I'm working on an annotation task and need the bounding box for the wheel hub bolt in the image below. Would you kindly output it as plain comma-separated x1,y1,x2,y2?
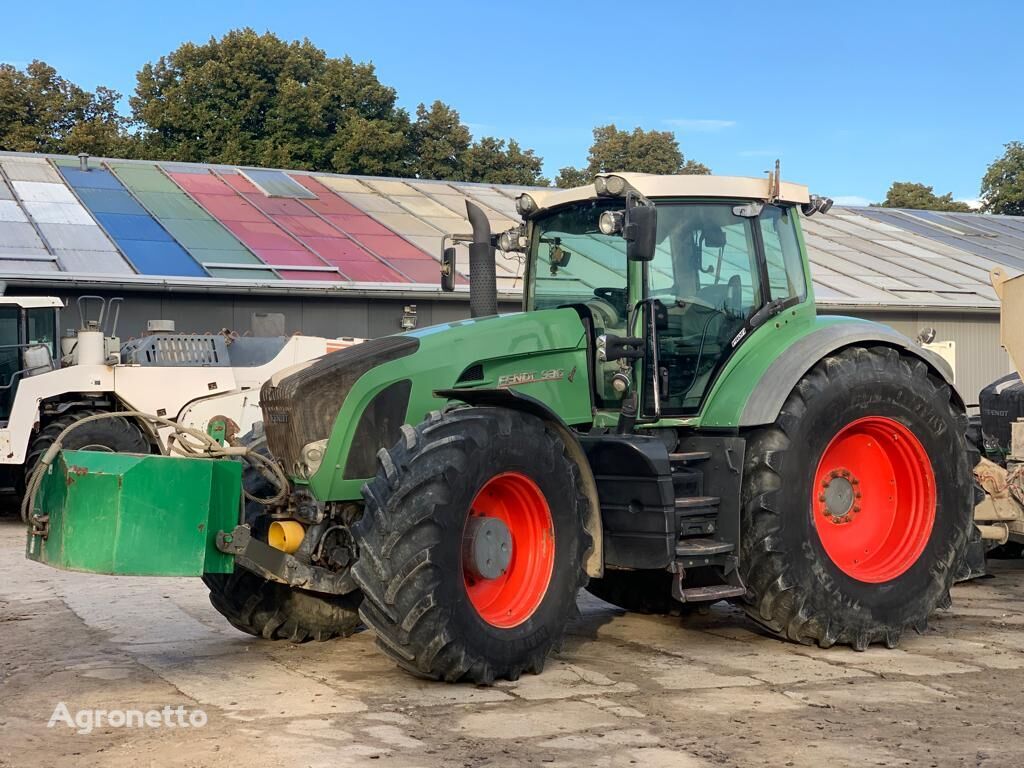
821,468,861,524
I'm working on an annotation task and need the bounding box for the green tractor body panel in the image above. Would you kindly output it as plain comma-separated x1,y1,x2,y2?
26,450,240,576
696,304,834,428
310,308,593,501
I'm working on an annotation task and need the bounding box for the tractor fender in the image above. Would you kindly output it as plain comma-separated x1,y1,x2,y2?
739,320,962,427
434,387,604,578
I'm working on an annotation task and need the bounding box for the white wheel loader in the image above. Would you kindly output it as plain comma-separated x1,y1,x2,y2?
0,294,360,515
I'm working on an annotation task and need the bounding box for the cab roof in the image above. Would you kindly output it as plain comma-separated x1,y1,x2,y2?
522,172,811,217
0,297,63,309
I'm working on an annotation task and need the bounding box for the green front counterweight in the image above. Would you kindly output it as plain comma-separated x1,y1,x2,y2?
26,450,241,576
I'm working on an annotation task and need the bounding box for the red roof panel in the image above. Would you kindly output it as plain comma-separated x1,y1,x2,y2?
357,233,435,261
335,260,408,283
274,215,340,239
245,196,315,217
222,220,304,251
192,193,265,222
301,237,379,263
277,270,344,282
388,258,445,283
292,177,364,215
323,214,393,237
248,247,325,267
170,172,235,196
220,174,261,195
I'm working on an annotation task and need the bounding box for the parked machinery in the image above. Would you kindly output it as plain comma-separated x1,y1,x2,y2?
0,293,358,518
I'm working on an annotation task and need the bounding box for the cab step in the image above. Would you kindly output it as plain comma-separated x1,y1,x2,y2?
669,450,712,465
674,495,720,510
675,538,734,557
676,584,746,603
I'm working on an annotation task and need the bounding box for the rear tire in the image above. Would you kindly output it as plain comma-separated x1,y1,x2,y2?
352,407,591,683
741,346,972,649
202,429,361,642
22,409,150,521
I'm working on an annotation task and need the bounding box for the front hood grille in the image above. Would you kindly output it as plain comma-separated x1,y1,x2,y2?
261,335,419,477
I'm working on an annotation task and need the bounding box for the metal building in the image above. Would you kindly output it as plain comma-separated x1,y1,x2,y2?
0,151,1017,404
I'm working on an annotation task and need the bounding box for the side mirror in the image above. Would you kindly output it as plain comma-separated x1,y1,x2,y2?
440,247,456,292
625,204,657,262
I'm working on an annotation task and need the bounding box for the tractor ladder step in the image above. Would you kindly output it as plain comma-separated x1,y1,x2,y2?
676,584,746,603
674,496,720,513
674,538,734,557
669,451,711,465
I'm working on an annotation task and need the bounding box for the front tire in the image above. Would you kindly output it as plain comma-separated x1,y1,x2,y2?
352,407,591,684
741,346,972,649
203,429,361,642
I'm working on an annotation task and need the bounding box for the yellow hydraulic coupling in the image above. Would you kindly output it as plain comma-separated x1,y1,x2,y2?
268,520,306,554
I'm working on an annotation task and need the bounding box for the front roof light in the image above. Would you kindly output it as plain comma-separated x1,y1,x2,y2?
515,194,536,216
594,176,608,196
605,175,627,196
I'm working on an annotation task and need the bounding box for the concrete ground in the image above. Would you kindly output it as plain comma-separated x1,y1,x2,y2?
3,515,1024,768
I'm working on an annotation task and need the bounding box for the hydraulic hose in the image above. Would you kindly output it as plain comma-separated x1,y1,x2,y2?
21,410,290,525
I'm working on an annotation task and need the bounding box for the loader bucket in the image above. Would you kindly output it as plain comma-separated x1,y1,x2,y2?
993,267,1024,378
26,450,241,576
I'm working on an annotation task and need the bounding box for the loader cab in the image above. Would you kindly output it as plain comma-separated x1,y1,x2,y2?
522,177,813,418
0,298,60,422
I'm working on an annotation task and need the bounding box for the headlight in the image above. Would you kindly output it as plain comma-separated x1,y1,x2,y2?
599,210,625,236
594,176,608,196
516,194,536,216
300,438,328,477
497,227,524,253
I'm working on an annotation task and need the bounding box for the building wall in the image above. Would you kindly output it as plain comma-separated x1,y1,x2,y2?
821,308,1010,407
9,287,520,342
10,286,1008,408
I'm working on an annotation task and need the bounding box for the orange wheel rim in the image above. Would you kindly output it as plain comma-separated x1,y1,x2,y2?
812,416,936,583
463,472,555,628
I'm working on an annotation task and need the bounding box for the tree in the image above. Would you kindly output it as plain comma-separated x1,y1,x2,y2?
874,181,971,212
411,101,471,180
130,28,413,174
981,142,1024,216
555,124,709,188
462,137,548,186
0,61,133,156
554,166,590,188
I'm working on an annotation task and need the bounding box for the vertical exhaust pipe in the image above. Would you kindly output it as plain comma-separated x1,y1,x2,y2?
466,201,497,318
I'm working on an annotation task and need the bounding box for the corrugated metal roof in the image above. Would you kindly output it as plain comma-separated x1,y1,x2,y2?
0,150,1019,305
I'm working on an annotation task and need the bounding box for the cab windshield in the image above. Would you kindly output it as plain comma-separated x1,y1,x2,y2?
527,200,805,412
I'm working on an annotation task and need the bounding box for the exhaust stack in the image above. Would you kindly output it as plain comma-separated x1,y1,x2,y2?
466,201,497,318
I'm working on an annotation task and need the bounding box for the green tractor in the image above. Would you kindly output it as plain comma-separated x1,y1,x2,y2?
27,171,974,684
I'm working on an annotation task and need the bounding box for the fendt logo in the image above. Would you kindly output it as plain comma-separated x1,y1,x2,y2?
497,369,565,388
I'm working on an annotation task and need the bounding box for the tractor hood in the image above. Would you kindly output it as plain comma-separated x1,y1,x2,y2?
261,308,593,502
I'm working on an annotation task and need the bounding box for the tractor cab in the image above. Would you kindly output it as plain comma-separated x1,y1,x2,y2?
0,297,60,422
505,172,830,421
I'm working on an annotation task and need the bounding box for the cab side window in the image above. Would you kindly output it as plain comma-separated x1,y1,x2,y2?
759,206,807,301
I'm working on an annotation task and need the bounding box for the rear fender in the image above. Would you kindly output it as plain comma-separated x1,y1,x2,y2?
739,320,963,427
435,387,603,577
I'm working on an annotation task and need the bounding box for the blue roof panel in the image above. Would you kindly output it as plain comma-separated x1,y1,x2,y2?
59,167,125,191
95,212,173,242
118,240,206,276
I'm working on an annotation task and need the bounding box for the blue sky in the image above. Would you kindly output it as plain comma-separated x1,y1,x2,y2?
4,1,1021,204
